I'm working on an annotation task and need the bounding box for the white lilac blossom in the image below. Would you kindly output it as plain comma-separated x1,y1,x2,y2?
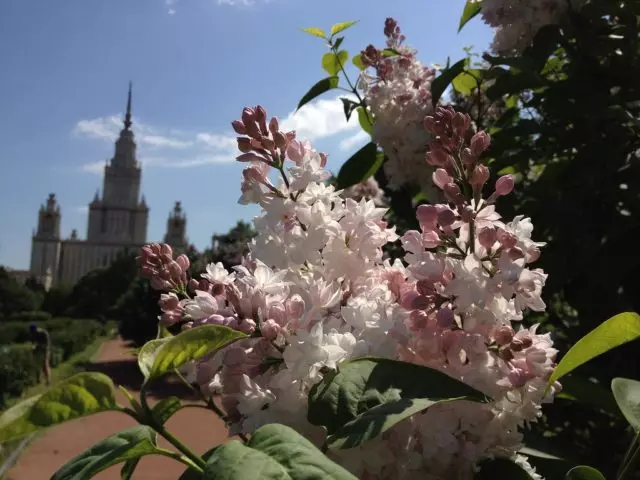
138,101,559,480
480,0,588,54
357,18,437,191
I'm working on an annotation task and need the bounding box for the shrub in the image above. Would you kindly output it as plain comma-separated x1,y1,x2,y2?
0,311,52,323
0,344,39,407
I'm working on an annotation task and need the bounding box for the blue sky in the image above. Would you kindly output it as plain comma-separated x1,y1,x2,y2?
0,0,492,269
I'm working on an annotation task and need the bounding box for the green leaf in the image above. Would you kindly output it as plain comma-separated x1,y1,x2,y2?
356,106,373,135
335,142,382,190
431,58,466,105
138,338,168,378
381,48,400,57
301,27,326,39
52,426,158,480
452,70,480,95
118,385,142,414
147,325,247,381
0,372,118,443
352,54,366,71
151,396,182,425
203,423,357,480
475,457,535,479
333,36,344,51
308,358,486,449
340,98,359,122
459,0,482,32
547,312,640,387
179,448,217,480
565,466,607,480
120,459,139,480
330,21,357,37
297,76,340,110
322,51,349,76
612,377,640,431
556,374,620,416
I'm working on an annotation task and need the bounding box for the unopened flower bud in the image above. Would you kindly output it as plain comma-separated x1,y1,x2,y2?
231,120,246,135
411,294,431,310
470,165,490,187
286,294,305,320
261,137,275,152
452,112,469,137
241,107,255,125
520,334,533,349
274,132,287,150
426,148,449,167
151,276,171,291
188,278,199,293
499,347,514,362
268,302,287,326
176,254,190,271
261,319,281,340
168,261,183,279
460,206,474,223
495,175,515,196
471,131,491,156
494,325,515,345
269,117,279,135
436,307,454,328
160,244,173,257
236,153,265,163
437,208,456,227
478,227,497,250
416,279,435,296
400,290,421,310
496,229,517,249
416,204,439,228
286,140,305,163
443,183,462,203
461,148,476,166
432,168,453,190
408,309,429,330
237,137,252,153
510,338,524,352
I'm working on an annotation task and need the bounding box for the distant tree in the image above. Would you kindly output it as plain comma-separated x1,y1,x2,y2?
205,221,256,270
40,284,73,317
114,276,161,346
0,267,40,318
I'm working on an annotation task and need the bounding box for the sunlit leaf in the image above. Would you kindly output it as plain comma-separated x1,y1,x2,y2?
0,373,118,443
52,426,158,480
301,27,326,39
357,106,373,135
352,54,366,71
611,377,640,431
459,0,482,32
203,424,357,479
138,338,168,378
565,466,607,480
147,325,247,381
308,358,486,449
452,70,480,95
330,21,357,37
547,312,640,387
297,76,340,110
322,51,349,76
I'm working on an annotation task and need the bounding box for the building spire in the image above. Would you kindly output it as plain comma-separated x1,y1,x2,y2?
124,81,133,130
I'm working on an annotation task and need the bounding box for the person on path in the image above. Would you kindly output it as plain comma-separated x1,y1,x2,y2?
29,324,51,387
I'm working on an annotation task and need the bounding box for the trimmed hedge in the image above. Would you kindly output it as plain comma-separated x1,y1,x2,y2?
0,317,109,408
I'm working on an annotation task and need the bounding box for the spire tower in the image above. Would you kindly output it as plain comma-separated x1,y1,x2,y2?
124,81,133,130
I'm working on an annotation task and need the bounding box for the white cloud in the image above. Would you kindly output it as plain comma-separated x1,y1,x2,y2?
339,130,370,151
74,95,362,173
280,96,359,141
166,0,178,14
72,206,88,214
217,0,255,6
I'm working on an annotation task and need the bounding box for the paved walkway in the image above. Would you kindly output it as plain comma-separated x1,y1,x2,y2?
7,338,229,479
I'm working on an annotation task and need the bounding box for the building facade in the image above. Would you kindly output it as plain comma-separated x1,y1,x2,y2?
29,84,189,288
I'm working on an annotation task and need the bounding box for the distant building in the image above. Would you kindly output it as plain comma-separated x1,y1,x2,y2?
29,83,189,287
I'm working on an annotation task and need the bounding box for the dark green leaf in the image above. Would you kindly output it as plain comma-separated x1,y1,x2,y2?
120,459,139,480
431,59,466,105
459,0,482,32
179,448,217,480
308,358,486,449
475,457,535,479
147,325,247,381
335,142,382,190
333,36,344,51
547,312,640,386
0,372,118,443
611,377,640,431
203,424,357,480
301,27,326,39
556,375,620,416
297,77,340,110
152,396,181,425
565,466,607,480
322,51,349,76
330,21,357,37
52,426,158,480
340,98,359,122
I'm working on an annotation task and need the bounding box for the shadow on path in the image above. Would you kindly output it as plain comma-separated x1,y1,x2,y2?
76,358,198,400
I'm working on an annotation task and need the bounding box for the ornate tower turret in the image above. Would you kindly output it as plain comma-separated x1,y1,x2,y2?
164,201,188,253
30,193,62,284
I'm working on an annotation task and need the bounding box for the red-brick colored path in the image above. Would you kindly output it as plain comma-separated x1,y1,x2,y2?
8,338,229,479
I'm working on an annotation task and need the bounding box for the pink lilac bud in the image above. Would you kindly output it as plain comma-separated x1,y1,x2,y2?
499,347,514,362
287,140,305,163
159,292,180,311
231,120,246,135
261,137,275,152
268,302,287,326
269,117,279,135
520,334,533,349
422,230,441,248
286,295,305,320
437,208,456,227
471,131,491,156
470,164,490,187
510,338,524,352
241,107,255,125
426,148,449,167
478,227,497,250
411,294,431,310
188,278,200,293
496,229,518,249
416,279,435,296
495,175,515,196
507,368,530,388
417,205,439,229
436,308,454,329
236,153,266,163
494,325,515,345
237,137,253,153
176,254,190,271
168,261,183,280
319,152,328,167
432,168,453,190
161,310,182,327
459,206,474,223
161,244,173,257
211,282,225,296
274,132,287,150
255,106,268,135
261,319,281,340
400,290,421,310
151,276,172,291
236,318,256,334
443,183,462,203
461,148,476,166
452,112,469,137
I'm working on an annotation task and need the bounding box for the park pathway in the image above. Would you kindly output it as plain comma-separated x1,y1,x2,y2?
7,337,229,479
